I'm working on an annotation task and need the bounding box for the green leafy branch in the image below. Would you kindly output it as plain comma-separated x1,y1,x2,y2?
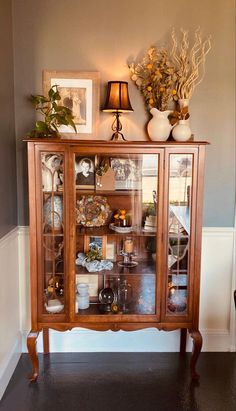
29,85,77,138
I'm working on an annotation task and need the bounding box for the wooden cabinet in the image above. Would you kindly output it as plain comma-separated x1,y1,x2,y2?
26,139,207,381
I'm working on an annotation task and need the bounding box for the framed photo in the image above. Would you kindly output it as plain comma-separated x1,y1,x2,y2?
75,155,95,189
84,235,107,258
43,70,100,138
110,158,142,190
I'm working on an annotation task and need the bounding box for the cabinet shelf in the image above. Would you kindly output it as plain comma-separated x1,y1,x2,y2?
76,189,141,196
76,261,156,276
43,233,64,237
43,190,63,195
76,226,157,237
76,303,155,316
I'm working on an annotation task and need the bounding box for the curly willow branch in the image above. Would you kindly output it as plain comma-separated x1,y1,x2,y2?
171,28,211,99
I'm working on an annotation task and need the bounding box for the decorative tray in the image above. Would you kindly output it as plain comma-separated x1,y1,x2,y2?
109,223,134,233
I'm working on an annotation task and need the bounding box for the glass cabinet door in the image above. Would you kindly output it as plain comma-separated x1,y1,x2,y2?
40,152,65,316
166,153,193,316
73,153,160,318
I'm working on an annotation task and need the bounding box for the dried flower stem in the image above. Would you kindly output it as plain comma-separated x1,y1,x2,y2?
171,28,211,99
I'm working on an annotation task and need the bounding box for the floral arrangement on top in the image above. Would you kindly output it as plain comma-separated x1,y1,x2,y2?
129,47,177,112
129,28,211,112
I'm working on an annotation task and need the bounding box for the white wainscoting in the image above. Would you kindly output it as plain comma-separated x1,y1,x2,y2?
0,226,235,399
0,228,21,400
19,226,236,353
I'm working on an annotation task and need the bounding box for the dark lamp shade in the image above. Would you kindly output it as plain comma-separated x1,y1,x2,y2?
103,81,133,113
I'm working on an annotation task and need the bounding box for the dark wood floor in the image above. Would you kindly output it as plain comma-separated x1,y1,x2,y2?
1,353,236,411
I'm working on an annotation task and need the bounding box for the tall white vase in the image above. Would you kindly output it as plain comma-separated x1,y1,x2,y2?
147,108,173,141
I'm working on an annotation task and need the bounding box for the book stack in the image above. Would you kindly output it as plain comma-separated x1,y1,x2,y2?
143,215,157,232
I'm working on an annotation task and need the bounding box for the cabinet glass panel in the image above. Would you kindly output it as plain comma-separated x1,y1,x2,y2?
41,153,65,314
167,154,193,315
74,154,159,315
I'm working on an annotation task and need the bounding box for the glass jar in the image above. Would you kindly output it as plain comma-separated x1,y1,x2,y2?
118,280,132,313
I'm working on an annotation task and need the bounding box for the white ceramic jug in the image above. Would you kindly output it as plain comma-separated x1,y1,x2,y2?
147,108,174,141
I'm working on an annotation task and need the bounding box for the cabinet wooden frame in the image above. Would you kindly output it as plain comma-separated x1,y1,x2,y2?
25,139,208,381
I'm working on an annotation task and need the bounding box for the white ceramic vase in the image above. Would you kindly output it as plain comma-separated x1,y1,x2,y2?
172,120,192,142
178,98,191,127
147,108,173,141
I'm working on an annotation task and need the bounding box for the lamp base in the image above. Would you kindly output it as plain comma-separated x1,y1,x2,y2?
111,131,126,141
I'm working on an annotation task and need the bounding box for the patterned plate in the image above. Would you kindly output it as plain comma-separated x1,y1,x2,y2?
76,195,111,227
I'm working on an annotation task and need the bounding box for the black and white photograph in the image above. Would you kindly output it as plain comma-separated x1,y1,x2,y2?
75,156,95,189
110,158,142,190
43,71,100,138
58,87,87,126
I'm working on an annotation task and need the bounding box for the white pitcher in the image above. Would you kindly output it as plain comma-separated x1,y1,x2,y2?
147,108,173,141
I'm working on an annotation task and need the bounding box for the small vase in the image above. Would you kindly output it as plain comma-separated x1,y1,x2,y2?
147,108,173,141
178,98,190,127
172,120,192,142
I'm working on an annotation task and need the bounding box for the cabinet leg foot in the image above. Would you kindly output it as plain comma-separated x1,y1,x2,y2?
43,328,49,354
27,331,39,382
189,329,202,381
180,328,187,354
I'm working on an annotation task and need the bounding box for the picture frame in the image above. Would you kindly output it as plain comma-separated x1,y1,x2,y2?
110,158,142,190
75,155,95,189
84,235,107,258
43,70,100,138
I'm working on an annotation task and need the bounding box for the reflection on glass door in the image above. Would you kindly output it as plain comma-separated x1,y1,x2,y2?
74,153,159,316
167,154,193,315
41,153,65,315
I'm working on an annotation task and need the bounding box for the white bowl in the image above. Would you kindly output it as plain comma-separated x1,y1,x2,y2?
45,299,64,314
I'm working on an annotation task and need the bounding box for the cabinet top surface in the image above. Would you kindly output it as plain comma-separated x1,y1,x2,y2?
24,138,209,147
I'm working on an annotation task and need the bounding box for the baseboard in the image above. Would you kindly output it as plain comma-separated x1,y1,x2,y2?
0,332,21,400
201,329,233,352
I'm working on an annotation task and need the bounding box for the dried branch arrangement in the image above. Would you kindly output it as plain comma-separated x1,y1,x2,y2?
129,48,177,111
171,28,211,99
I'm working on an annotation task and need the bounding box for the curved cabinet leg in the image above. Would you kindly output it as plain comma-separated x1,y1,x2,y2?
189,329,202,381
27,331,39,382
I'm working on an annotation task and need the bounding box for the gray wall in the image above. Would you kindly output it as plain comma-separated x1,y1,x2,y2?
0,0,17,238
12,0,235,227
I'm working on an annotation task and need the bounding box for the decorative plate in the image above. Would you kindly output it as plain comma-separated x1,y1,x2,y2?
43,195,63,230
76,195,111,227
109,223,133,233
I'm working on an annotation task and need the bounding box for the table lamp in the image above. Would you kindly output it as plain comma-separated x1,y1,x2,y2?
103,81,133,141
